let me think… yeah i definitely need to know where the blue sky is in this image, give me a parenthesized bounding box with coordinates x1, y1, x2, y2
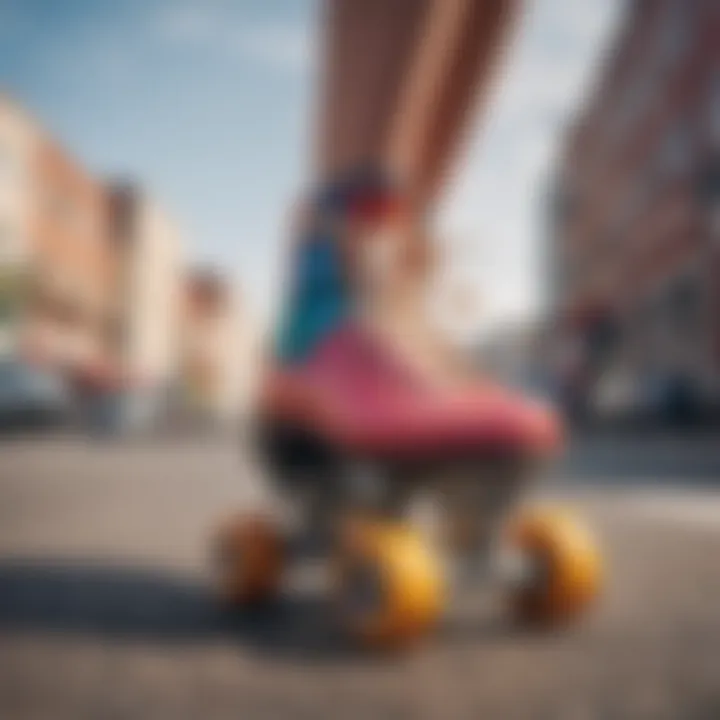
(0, 0, 620, 330)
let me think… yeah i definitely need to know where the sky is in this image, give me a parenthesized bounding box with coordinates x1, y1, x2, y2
(0, 0, 621, 332)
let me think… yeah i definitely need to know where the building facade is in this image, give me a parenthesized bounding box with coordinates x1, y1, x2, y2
(0, 94, 117, 377)
(1, 94, 252, 431)
(550, 0, 720, 420)
(0, 98, 35, 352)
(180, 270, 250, 425)
(109, 184, 184, 429)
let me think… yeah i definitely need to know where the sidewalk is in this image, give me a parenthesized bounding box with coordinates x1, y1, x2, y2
(559, 429, 720, 482)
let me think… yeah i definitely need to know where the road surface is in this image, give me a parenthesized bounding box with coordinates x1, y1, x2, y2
(1, 436, 719, 719)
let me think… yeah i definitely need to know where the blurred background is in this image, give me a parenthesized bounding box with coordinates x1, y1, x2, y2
(2, 0, 719, 435)
(1, 1, 720, 717)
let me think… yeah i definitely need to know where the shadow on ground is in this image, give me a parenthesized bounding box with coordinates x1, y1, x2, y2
(0, 558, 518, 663)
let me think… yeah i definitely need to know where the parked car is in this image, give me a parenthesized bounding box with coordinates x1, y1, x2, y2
(0, 357, 74, 430)
(591, 366, 705, 427)
(648, 372, 704, 426)
(590, 368, 641, 423)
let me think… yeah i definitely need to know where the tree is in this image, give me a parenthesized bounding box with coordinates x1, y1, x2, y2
(0, 265, 29, 325)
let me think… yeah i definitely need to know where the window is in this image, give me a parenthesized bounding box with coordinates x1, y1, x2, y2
(43, 184, 80, 234)
(0, 224, 22, 263)
(48, 190, 73, 223)
(696, 153, 720, 206)
(659, 1, 690, 69)
(709, 71, 720, 146)
(0, 142, 16, 186)
(658, 119, 693, 177)
(668, 275, 701, 337)
(551, 183, 579, 227)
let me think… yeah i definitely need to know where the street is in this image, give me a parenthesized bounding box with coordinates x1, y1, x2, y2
(1, 436, 719, 719)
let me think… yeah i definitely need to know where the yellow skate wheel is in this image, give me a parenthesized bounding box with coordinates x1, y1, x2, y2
(213, 514, 285, 605)
(335, 519, 444, 650)
(507, 507, 602, 626)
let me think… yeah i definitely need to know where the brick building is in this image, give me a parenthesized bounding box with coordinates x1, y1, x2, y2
(0, 94, 117, 377)
(0, 94, 257, 431)
(550, 0, 720, 419)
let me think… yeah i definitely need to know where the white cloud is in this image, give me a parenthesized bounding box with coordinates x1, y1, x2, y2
(154, 5, 219, 44)
(439, 0, 623, 333)
(154, 5, 313, 74)
(231, 23, 314, 74)
(147, 1, 621, 331)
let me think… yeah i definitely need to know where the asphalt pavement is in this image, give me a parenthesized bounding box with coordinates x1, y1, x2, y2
(1, 435, 719, 719)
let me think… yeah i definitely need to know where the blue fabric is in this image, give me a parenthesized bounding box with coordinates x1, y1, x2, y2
(314, 166, 396, 215)
(275, 232, 351, 364)
(275, 168, 397, 364)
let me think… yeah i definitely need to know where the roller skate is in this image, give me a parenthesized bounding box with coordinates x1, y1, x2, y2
(213, 170, 602, 649)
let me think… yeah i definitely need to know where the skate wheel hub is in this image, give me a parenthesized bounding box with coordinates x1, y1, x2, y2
(505, 507, 602, 625)
(336, 520, 444, 649)
(213, 514, 285, 605)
